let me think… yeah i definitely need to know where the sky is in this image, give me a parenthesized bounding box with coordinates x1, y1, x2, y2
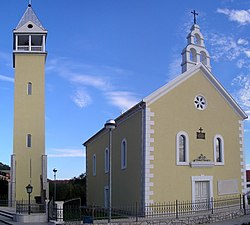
(1, 0, 250, 179)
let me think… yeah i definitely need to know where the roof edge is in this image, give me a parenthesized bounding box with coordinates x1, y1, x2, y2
(83, 101, 145, 146)
(144, 63, 248, 120)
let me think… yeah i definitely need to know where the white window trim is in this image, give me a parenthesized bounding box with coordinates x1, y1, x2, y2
(191, 176, 213, 203)
(176, 131, 189, 165)
(93, 154, 96, 176)
(213, 134, 224, 165)
(105, 148, 109, 173)
(121, 138, 127, 170)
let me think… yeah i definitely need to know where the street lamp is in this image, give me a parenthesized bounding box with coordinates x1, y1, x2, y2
(26, 184, 33, 215)
(53, 168, 57, 201)
(104, 119, 116, 223)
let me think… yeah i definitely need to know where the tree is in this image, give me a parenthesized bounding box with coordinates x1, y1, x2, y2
(49, 173, 86, 205)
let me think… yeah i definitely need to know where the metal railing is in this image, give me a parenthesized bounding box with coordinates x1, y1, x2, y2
(16, 200, 46, 214)
(17, 45, 43, 52)
(68, 195, 245, 222)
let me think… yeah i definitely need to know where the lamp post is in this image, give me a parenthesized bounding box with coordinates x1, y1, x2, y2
(26, 184, 33, 215)
(53, 168, 57, 201)
(104, 119, 116, 223)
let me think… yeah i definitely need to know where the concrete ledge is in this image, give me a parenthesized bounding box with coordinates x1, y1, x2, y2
(14, 213, 47, 223)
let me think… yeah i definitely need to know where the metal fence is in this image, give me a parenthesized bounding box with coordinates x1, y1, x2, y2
(67, 195, 245, 222)
(16, 200, 46, 214)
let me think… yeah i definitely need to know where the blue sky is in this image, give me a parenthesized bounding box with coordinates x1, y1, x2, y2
(1, 0, 250, 179)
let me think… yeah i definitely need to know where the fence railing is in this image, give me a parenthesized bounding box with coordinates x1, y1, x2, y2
(0, 200, 16, 207)
(16, 200, 46, 214)
(79, 195, 244, 222)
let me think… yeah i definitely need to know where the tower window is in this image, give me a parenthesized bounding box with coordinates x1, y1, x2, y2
(194, 33, 201, 45)
(105, 148, 109, 173)
(27, 24, 33, 29)
(27, 82, 32, 95)
(26, 134, 32, 148)
(121, 138, 127, 169)
(190, 48, 197, 62)
(93, 154, 96, 176)
(200, 51, 207, 65)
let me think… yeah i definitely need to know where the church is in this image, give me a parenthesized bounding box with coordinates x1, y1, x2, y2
(84, 14, 248, 207)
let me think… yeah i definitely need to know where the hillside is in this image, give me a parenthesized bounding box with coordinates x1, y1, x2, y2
(0, 162, 10, 171)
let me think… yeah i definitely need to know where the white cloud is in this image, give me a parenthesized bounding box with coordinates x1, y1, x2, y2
(209, 34, 242, 61)
(105, 91, 140, 111)
(71, 89, 92, 108)
(236, 59, 245, 68)
(47, 57, 140, 110)
(238, 38, 249, 45)
(70, 74, 110, 91)
(217, 8, 250, 25)
(0, 75, 14, 83)
(231, 74, 250, 119)
(244, 50, 250, 58)
(48, 148, 85, 158)
(167, 57, 181, 81)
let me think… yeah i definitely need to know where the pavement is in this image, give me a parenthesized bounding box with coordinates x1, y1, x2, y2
(205, 214, 250, 225)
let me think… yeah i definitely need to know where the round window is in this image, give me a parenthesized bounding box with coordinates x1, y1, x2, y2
(27, 24, 33, 29)
(194, 95, 207, 110)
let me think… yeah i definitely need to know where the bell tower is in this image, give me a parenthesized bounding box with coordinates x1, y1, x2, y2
(181, 10, 211, 73)
(10, 3, 48, 203)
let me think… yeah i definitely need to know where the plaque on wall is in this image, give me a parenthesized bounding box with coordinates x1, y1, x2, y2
(197, 127, 205, 139)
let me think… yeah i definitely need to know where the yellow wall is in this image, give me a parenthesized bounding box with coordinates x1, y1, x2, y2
(86, 69, 244, 206)
(13, 53, 46, 200)
(86, 109, 143, 207)
(148, 70, 242, 202)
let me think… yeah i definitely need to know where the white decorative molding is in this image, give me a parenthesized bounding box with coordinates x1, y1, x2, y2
(213, 134, 225, 166)
(191, 175, 213, 203)
(239, 120, 247, 193)
(176, 131, 189, 166)
(42, 155, 48, 199)
(9, 154, 16, 205)
(144, 107, 155, 204)
(190, 161, 215, 168)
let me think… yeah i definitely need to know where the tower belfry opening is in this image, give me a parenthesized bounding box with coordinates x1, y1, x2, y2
(10, 4, 48, 204)
(181, 10, 211, 73)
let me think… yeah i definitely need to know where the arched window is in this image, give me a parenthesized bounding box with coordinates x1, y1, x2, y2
(27, 82, 32, 95)
(176, 131, 189, 165)
(214, 135, 224, 165)
(179, 135, 186, 162)
(105, 148, 109, 173)
(121, 139, 127, 169)
(26, 134, 32, 148)
(200, 51, 207, 65)
(194, 33, 201, 45)
(93, 154, 96, 176)
(190, 48, 197, 62)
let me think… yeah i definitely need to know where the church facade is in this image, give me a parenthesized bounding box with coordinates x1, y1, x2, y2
(84, 20, 247, 207)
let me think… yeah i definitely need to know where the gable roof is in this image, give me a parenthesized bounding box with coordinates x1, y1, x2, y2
(143, 63, 248, 120)
(15, 5, 45, 31)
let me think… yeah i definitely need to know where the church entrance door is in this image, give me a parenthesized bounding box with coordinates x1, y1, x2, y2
(195, 181, 210, 210)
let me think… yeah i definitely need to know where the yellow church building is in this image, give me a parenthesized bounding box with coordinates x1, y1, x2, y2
(84, 18, 248, 208)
